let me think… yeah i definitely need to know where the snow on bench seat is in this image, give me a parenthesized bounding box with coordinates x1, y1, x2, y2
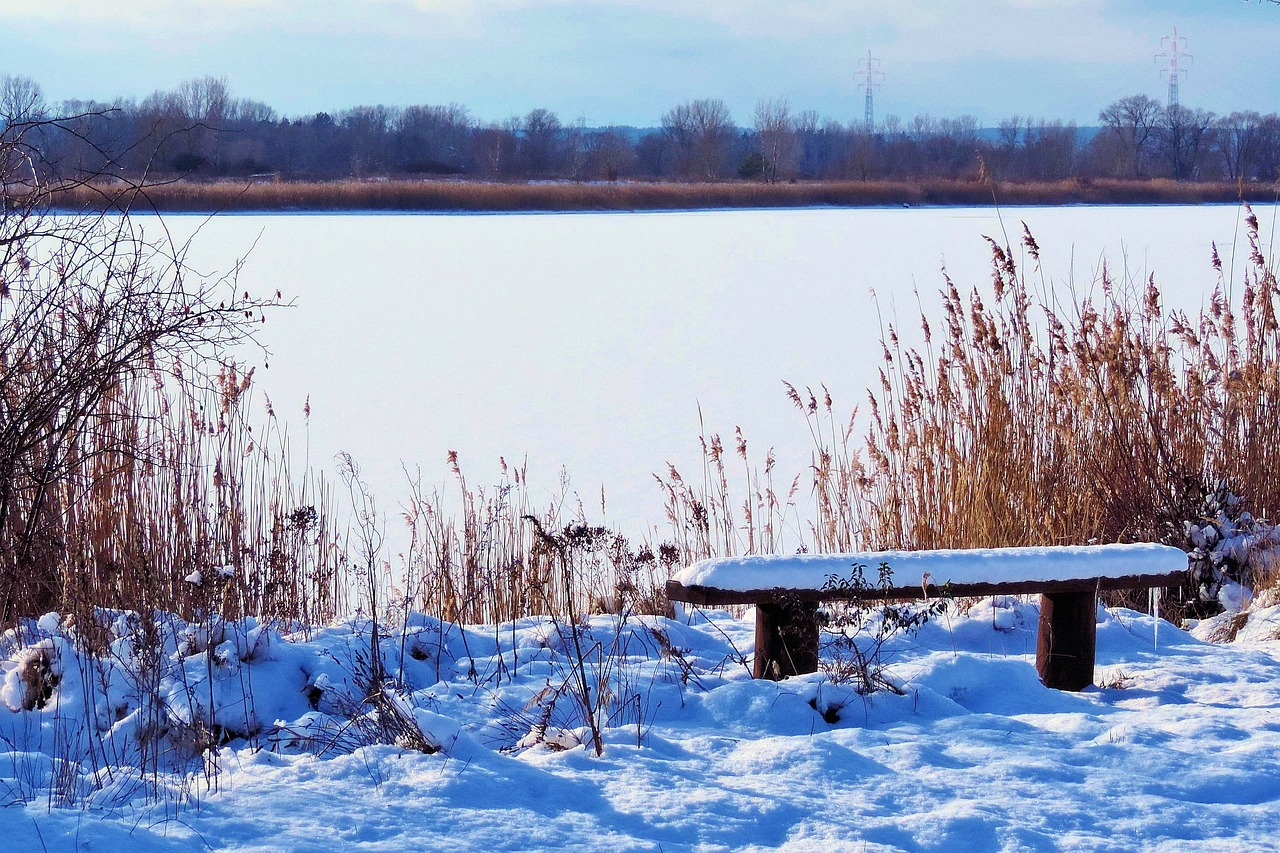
(670, 543, 1188, 604)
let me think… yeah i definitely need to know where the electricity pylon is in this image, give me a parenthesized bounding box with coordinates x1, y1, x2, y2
(855, 51, 884, 132)
(1155, 27, 1191, 109)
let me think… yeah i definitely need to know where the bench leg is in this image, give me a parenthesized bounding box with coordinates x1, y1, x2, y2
(755, 601, 819, 680)
(1036, 591, 1097, 691)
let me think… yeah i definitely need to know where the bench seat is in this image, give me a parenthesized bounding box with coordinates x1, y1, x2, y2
(666, 543, 1188, 690)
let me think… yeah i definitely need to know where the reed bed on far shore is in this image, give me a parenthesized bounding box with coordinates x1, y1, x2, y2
(47, 176, 1280, 214)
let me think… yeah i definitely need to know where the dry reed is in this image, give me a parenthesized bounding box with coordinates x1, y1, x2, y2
(29, 365, 346, 644)
(395, 455, 675, 627)
(46, 178, 1280, 214)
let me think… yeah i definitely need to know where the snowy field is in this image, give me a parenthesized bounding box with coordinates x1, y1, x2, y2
(164, 204, 1278, 544)
(2, 600, 1279, 851)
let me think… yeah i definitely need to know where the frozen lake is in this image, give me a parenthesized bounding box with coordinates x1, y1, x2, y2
(167, 204, 1275, 548)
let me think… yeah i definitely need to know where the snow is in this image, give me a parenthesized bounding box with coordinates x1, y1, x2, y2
(2, 601, 1280, 850)
(674, 543, 1189, 592)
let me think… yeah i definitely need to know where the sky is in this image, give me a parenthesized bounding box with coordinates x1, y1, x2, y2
(2, 0, 1278, 128)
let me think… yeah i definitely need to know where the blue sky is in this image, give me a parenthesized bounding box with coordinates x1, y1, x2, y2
(2, 0, 1276, 126)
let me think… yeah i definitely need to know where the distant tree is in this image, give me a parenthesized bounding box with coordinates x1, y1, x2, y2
(1255, 114, 1280, 182)
(0, 76, 45, 127)
(340, 104, 397, 176)
(844, 127, 879, 181)
(1024, 120, 1078, 180)
(1098, 95, 1163, 177)
(634, 131, 673, 178)
(1154, 104, 1215, 179)
(662, 99, 734, 179)
(737, 151, 765, 179)
(992, 116, 1025, 179)
(997, 115, 1023, 150)
(395, 103, 472, 174)
(473, 121, 518, 177)
(585, 128, 636, 181)
(939, 116, 979, 146)
(519, 108, 563, 176)
(793, 110, 824, 177)
(174, 76, 233, 172)
(753, 98, 799, 182)
(1212, 111, 1265, 181)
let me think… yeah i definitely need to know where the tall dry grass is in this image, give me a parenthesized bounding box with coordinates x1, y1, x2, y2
(854, 206, 1280, 556)
(655, 418, 804, 561)
(47, 178, 1280, 214)
(12, 362, 346, 645)
(395, 455, 675, 627)
(17, 182, 1280, 637)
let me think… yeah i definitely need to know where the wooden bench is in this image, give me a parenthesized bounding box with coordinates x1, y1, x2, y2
(666, 543, 1188, 691)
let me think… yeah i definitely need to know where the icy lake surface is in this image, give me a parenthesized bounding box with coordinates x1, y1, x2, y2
(165, 204, 1277, 545)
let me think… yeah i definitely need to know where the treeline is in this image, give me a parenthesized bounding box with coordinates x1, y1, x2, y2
(5, 74, 1280, 185)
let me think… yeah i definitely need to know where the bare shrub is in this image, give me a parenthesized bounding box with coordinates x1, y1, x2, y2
(819, 562, 949, 695)
(1, 104, 345, 633)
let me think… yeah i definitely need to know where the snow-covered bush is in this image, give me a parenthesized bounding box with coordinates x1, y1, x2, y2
(1180, 483, 1280, 612)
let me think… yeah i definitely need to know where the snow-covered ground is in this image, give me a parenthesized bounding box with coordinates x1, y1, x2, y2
(4, 599, 1280, 851)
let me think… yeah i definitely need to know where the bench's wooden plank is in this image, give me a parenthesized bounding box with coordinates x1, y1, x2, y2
(667, 571, 1186, 606)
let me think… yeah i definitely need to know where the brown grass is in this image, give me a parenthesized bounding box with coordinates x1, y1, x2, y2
(852, 206, 1280, 555)
(395, 455, 675, 626)
(43, 366, 346, 642)
(14, 173, 1280, 638)
(44, 177, 1280, 214)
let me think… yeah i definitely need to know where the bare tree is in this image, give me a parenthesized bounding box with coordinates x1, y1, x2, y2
(396, 103, 472, 174)
(753, 98, 799, 183)
(1213, 111, 1265, 181)
(519, 108, 563, 177)
(1256, 114, 1280, 182)
(473, 121, 518, 177)
(662, 99, 735, 179)
(0, 76, 45, 127)
(585, 127, 636, 181)
(341, 104, 398, 177)
(0, 104, 283, 619)
(997, 116, 1023, 150)
(793, 110, 823, 177)
(1099, 94, 1163, 177)
(1024, 120, 1078, 179)
(1155, 104, 1215, 179)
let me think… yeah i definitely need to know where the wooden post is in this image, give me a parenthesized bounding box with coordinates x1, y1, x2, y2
(1036, 591, 1097, 691)
(754, 601, 819, 680)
